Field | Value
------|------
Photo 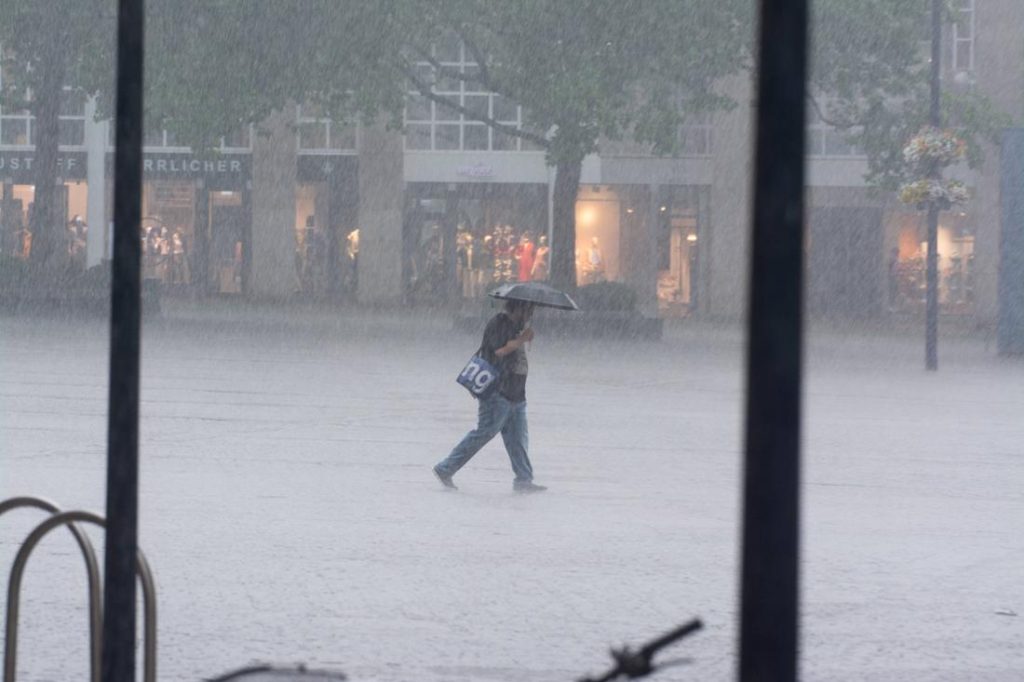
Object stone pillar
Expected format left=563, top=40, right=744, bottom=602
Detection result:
left=84, top=97, right=109, bottom=267
left=696, top=186, right=712, bottom=316
left=357, top=123, right=404, bottom=305
left=971, top=0, right=1024, bottom=325
left=708, top=74, right=755, bottom=321
left=621, top=185, right=658, bottom=317
left=998, top=129, right=1024, bottom=355
left=250, top=108, right=298, bottom=300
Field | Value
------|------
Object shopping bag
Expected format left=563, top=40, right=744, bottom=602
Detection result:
left=456, top=354, right=500, bottom=398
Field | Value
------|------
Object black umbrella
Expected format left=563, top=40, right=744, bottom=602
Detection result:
left=488, top=282, right=580, bottom=310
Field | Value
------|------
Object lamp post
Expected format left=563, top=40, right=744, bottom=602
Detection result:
left=925, top=0, right=941, bottom=371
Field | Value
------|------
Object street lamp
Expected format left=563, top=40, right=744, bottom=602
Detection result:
left=925, top=0, right=941, bottom=371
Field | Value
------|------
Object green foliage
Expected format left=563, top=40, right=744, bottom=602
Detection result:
left=809, top=0, right=1014, bottom=192
left=574, top=281, right=638, bottom=312
left=0, top=0, right=116, bottom=111
left=394, top=0, right=753, bottom=164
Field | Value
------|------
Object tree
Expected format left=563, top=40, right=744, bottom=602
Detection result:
left=0, top=0, right=114, bottom=275
left=389, top=0, right=753, bottom=291
left=808, top=0, right=1008, bottom=192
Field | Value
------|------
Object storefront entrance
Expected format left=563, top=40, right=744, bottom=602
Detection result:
left=1, top=151, right=89, bottom=268
left=130, top=152, right=250, bottom=296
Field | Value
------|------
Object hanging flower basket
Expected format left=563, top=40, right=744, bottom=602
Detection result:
left=902, top=126, right=967, bottom=168
left=898, top=178, right=969, bottom=209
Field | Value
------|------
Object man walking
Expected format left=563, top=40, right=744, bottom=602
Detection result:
left=434, top=299, right=547, bottom=493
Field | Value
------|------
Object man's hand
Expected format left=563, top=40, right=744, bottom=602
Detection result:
left=518, top=327, right=535, bottom=343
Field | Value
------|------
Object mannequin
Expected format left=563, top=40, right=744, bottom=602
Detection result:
left=515, top=232, right=535, bottom=282
left=531, top=235, right=550, bottom=281
left=171, top=229, right=188, bottom=283
left=586, top=236, right=605, bottom=284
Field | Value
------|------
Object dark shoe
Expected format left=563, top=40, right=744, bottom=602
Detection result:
left=513, top=481, right=547, bottom=493
left=433, top=466, right=457, bottom=490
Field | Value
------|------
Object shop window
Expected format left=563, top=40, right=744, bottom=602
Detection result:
left=888, top=212, right=975, bottom=314
left=141, top=180, right=196, bottom=289
left=403, top=184, right=548, bottom=304
left=208, top=191, right=245, bottom=294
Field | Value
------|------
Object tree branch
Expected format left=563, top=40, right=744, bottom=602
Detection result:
left=402, top=59, right=549, bottom=148
left=409, top=45, right=494, bottom=91
left=451, top=25, right=495, bottom=91
left=807, top=89, right=865, bottom=129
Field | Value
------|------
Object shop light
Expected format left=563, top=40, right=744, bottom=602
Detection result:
left=626, top=208, right=634, bottom=214
left=686, top=233, right=698, bottom=243
left=659, top=205, right=667, bottom=212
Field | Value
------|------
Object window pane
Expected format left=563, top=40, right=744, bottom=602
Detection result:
left=435, top=124, right=460, bottom=150
left=436, top=69, right=461, bottom=93
left=1, top=118, right=29, bottom=145
left=520, top=135, right=545, bottom=152
left=463, top=65, right=484, bottom=92
left=59, top=89, right=87, bottom=117
left=955, top=41, right=972, bottom=70
left=463, top=95, right=489, bottom=122
left=329, top=123, right=356, bottom=150
left=434, top=97, right=460, bottom=122
left=299, top=121, right=327, bottom=149
left=823, top=130, right=855, bottom=156
left=493, top=96, right=518, bottom=122
left=464, top=124, right=488, bottom=150
left=164, top=129, right=181, bottom=147
left=492, top=130, right=519, bottom=151
left=405, top=123, right=432, bottom=150
left=58, top=119, right=85, bottom=146
left=223, top=125, right=250, bottom=148
left=144, top=126, right=165, bottom=146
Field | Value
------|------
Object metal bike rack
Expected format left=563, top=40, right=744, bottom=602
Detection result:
left=0, top=496, right=102, bottom=682
left=1, top=503, right=157, bottom=682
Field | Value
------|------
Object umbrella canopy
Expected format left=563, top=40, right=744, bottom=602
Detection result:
left=488, top=282, right=580, bottom=311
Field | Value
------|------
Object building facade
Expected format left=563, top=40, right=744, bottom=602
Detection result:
left=2, top=0, right=1021, bottom=322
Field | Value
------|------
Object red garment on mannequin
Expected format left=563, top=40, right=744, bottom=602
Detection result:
left=516, top=241, right=535, bottom=282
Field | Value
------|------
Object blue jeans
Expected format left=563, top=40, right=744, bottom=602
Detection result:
left=435, top=393, right=533, bottom=482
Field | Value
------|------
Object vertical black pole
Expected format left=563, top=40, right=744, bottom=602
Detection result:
left=925, top=0, right=942, bottom=371
left=103, top=1, right=144, bottom=681
left=739, top=0, right=807, bottom=680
